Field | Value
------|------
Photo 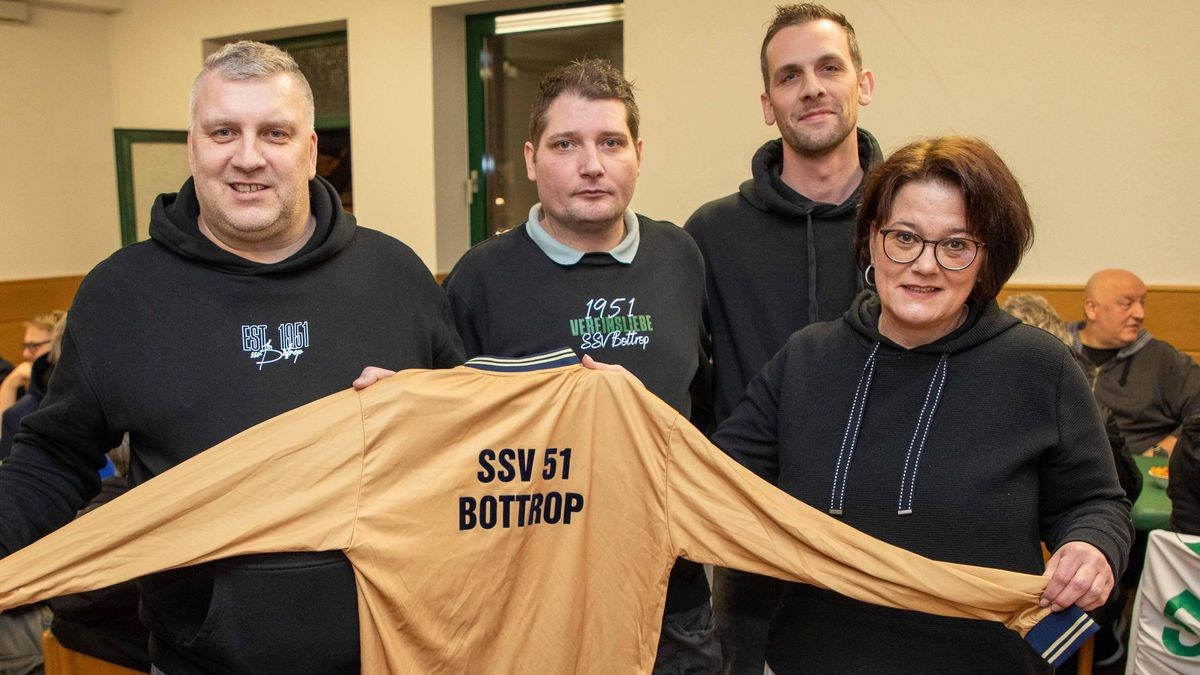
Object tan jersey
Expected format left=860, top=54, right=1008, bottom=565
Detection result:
left=0, top=350, right=1094, bottom=672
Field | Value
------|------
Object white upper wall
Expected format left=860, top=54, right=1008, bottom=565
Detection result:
left=0, top=5, right=118, bottom=280
left=2, top=0, right=1198, bottom=283
left=631, top=0, right=1200, bottom=284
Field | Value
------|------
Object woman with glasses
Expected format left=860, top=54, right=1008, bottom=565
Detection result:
left=713, top=136, right=1132, bottom=673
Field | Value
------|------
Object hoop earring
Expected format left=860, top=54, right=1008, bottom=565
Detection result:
left=863, top=264, right=876, bottom=288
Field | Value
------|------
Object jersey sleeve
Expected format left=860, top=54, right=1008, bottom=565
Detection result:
left=0, top=388, right=366, bottom=612
left=665, top=414, right=1052, bottom=634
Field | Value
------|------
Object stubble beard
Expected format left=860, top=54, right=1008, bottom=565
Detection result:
left=779, top=109, right=856, bottom=159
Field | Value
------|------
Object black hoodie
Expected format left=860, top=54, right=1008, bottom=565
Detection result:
left=685, top=129, right=882, bottom=427
left=0, top=177, right=463, bottom=674
left=714, top=291, right=1132, bottom=673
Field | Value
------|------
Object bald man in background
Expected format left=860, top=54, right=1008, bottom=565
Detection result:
left=1070, top=269, right=1200, bottom=456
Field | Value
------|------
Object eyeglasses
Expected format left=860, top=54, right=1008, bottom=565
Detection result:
left=22, top=340, right=51, bottom=352
left=879, top=229, right=985, bottom=271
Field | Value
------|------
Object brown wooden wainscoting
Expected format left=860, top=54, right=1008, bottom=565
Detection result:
left=0, top=276, right=84, bottom=365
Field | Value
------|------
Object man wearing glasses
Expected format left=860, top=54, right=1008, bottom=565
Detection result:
left=0, top=310, right=63, bottom=415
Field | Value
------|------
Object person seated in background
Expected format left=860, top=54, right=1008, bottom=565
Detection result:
left=0, top=312, right=67, bottom=460
left=1070, top=269, right=1200, bottom=456
left=0, top=310, right=64, bottom=416
left=1167, top=415, right=1200, bottom=535
left=48, top=438, right=150, bottom=673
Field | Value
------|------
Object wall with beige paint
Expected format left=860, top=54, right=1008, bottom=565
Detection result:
left=1, top=0, right=1197, bottom=284
left=0, top=5, right=118, bottom=280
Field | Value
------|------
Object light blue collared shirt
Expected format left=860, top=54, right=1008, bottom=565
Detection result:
left=524, top=203, right=640, bottom=265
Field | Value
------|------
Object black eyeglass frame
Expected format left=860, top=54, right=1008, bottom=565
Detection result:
left=878, top=228, right=986, bottom=272
left=21, top=340, right=51, bottom=351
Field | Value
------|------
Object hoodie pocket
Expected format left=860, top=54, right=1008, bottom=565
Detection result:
left=166, top=551, right=360, bottom=674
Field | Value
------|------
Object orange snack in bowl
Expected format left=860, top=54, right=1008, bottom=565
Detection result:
left=1149, top=466, right=1169, bottom=479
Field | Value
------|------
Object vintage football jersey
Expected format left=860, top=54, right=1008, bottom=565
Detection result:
left=0, top=349, right=1094, bottom=672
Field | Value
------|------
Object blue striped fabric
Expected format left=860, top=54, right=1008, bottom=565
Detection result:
left=1025, top=606, right=1098, bottom=668
left=465, top=348, right=580, bottom=372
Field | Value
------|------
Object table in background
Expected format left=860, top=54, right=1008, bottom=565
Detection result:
left=1132, top=455, right=1171, bottom=531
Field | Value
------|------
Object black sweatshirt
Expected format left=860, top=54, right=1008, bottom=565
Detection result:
left=685, top=129, right=882, bottom=427
left=714, top=292, right=1132, bottom=674
left=0, top=176, right=463, bottom=674
left=444, top=215, right=712, bottom=613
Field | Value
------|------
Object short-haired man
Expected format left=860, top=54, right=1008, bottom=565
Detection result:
left=443, top=59, right=720, bottom=672
left=1071, top=268, right=1200, bottom=456
left=0, top=41, right=462, bottom=673
left=683, top=4, right=880, bottom=670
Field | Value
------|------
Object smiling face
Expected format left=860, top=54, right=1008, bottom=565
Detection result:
left=188, top=71, right=317, bottom=256
left=524, top=94, right=642, bottom=244
left=872, top=180, right=983, bottom=348
left=761, top=19, right=873, bottom=158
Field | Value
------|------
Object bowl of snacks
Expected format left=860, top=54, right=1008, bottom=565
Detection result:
left=1148, top=465, right=1169, bottom=489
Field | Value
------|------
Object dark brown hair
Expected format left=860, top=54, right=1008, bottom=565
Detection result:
left=855, top=136, right=1034, bottom=302
left=528, top=58, right=638, bottom=148
left=760, top=3, right=862, bottom=91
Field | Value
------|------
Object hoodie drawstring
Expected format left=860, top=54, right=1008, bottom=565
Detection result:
left=1118, top=354, right=1134, bottom=387
left=805, top=211, right=820, bottom=324
left=829, top=342, right=879, bottom=515
left=829, top=345, right=950, bottom=517
left=897, top=354, right=948, bottom=515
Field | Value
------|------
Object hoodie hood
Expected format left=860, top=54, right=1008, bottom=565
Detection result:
left=737, top=128, right=882, bottom=324
left=148, top=176, right=356, bottom=276
left=1067, top=321, right=1153, bottom=361
left=844, top=290, right=1019, bottom=355
left=738, top=127, right=882, bottom=218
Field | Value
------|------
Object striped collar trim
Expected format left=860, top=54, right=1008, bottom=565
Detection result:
left=1025, top=606, right=1098, bottom=668
left=465, top=348, right=580, bottom=372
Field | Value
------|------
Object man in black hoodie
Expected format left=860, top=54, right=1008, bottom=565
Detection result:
left=0, top=41, right=462, bottom=674
left=683, top=4, right=880, bottom=671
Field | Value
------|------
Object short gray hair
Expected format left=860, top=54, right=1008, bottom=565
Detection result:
left=189, top=40, right=315, bottom=129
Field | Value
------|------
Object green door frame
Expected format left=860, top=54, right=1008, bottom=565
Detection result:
left=113, top=128, right=188, bottom=246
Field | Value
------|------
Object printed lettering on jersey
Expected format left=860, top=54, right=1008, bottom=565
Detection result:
left=459, top=447, right=585, bottom=530
left=568, top=297, right=653, bottom=352
left=241, top=321, right=310, bottom=370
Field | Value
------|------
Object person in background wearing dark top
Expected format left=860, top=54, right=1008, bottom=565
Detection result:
left=683, top=5, right=880, bottom=669
left=1070, top=269, right=1200, bottom=457
left=714, top=136, right=1132, bottom=673
left=0, top=41, right=462, bottom=675
left=1002, top=292, right=1142, bottom=669
left=1168, top=415, right=1200, bottom=535
left=441, top=59, right=719, bottom=673
left=49, top=438, right=151, bottom=673
left=0, top=311, right=63, bottom=416
left=0, top=312, right=67, bottom=460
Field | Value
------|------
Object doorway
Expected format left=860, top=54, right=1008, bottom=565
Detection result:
left=466, top=3, right=623, bottom=244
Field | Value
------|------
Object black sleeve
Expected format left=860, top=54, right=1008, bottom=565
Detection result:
left=443, top=272, right=487, bottom=359
left=0, top=324, right=111, bottom=556
left=710, top=343, right=788, bottom=484
left=432, top=289, right=467, bottom=368
left=1038, top=355, right=1134, bottom=578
